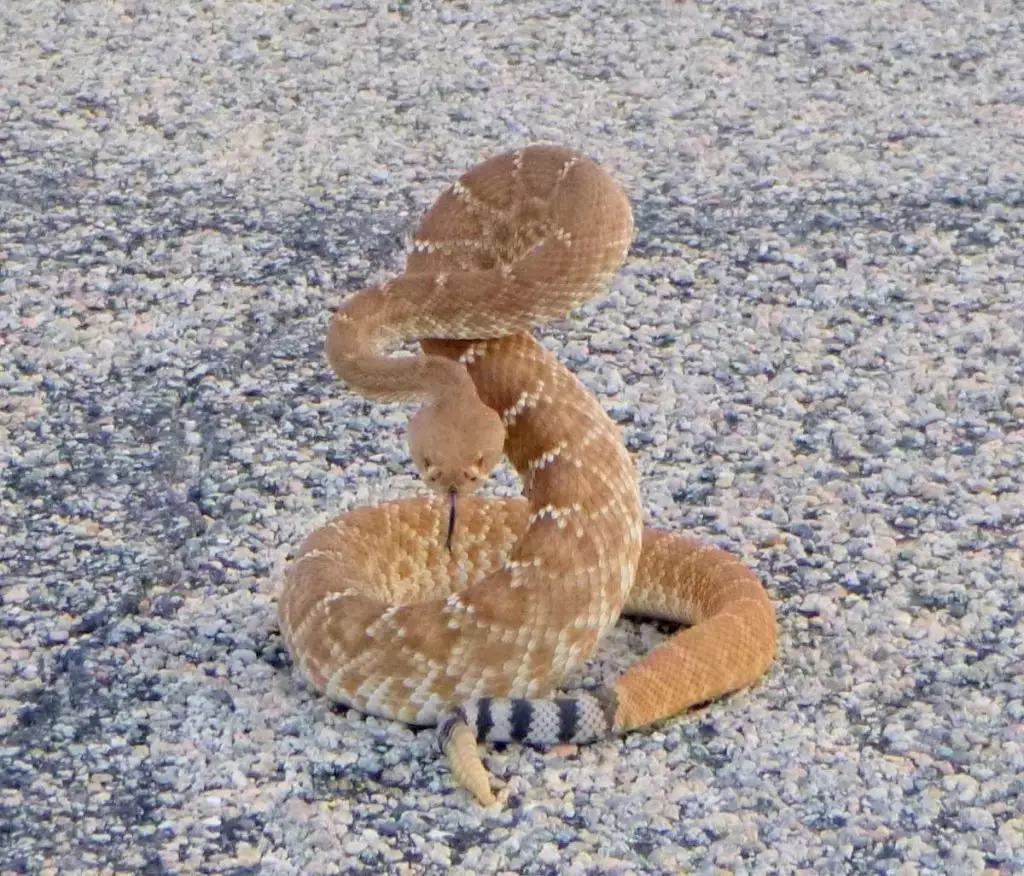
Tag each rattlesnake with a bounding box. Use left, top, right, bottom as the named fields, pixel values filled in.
left=277, top=145, right=776, bottom=805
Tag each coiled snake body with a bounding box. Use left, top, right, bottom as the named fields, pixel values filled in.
left=278, top=145, right=776, bottom=805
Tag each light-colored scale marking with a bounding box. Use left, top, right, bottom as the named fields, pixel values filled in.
left=448, top=179, right=506, bottom=222
left=501, top=382, right=549, bottom=426
left=525, top=440, right=569, bottom=472
left=556, top=156, right=579, bottom=184
left=345, top=657, right=395, bottom=704
left=550, top=226, right=573, bottom=247
left=528, top=502, right=585, bottom=529
left=365, top=603, right=402, bottom=639
left=504, top=556, right=544, bottom=571
left=362, top=676, right=399, bottom=715
left=284, top=582, right=354, bottom=646
left=412, top=237, right=492, bottom=274
left=408, top=237, right=486, bottom=256
left=505, top=555, right=544, bottom=590
left=443, top=592, right=478, bottom=630
left=401, top=669, right=440, bottom=711
left=458, top=341, right=491, bottom=366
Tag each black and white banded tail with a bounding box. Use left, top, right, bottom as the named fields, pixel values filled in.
left=438, top=689, right=618, bottom=752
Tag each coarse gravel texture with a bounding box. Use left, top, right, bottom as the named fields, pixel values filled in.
left=2, top=0, right=1023, bottom=873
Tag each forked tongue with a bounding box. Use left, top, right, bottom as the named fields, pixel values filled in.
left=446, top=489, right=457, bottom=552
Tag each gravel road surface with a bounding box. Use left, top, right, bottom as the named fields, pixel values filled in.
left=2, top=1, right=1022, bottom=873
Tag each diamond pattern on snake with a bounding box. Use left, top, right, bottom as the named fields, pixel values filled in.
left=277, top=144, right=777, bottom=806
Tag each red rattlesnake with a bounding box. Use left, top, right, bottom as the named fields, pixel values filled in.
left=277, top=145, right=776, bottom=805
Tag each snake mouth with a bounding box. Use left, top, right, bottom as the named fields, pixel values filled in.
left=446, top=488, right=457, bottom=553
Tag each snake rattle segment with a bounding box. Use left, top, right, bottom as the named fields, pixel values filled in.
left=277, top=145, right=777, bottom=805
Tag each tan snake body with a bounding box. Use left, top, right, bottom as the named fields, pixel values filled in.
left=277, top=145, right=776, bottom=804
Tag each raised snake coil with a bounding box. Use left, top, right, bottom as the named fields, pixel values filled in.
left=277, top=145, right=777, bottom=805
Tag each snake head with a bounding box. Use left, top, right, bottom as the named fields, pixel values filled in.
left=410, top=395, right=505, bottom=553
left=409, top=396, right=506, bottom=497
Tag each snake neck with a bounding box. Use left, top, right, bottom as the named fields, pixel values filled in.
left=325, top=283, right=479, bottom=406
